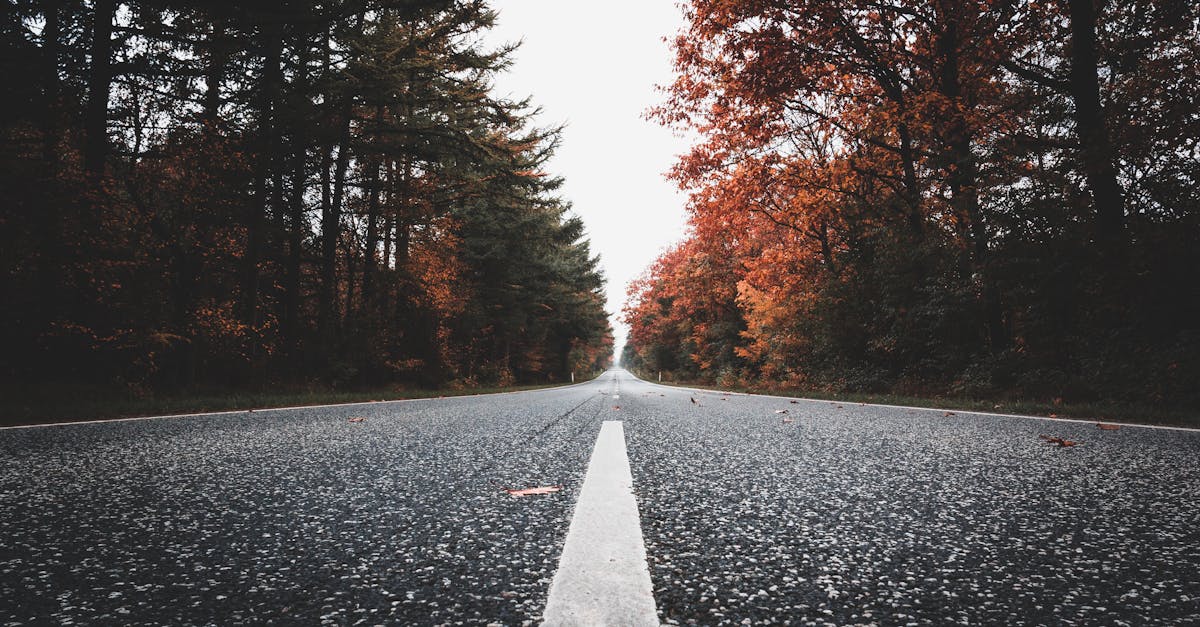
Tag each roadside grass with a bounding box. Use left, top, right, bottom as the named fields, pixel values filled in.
left=641, top=377, right=1198, bottom=429
left=0, top=375, right=598, bottom=428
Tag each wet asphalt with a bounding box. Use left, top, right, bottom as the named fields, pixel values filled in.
left=2, top=369, right=1198, bottom=625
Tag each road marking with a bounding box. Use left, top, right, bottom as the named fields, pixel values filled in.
left=543, top=421, right=658, bottom=626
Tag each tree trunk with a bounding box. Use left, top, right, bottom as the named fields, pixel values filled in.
left=41, top=0, right=60, bottom=164
left=37, top=0, right=63, bottom=327
left=242, top=15, right=283, bottom=345
left=934, top=5, right=1006, bottom=351
left=317, top=23, right=335, bottom=339
left=361, top=105, right=385, bottom=311
left=84, top=0, right=115, bottom=177
left=203, top=17, right=225, bottom=125
left=1067, top=0, right=1126, bottom=246
left=284, top=14, right=311, bottom=358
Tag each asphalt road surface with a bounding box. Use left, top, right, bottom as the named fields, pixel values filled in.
left=2, top=369, right=1198, bottom=625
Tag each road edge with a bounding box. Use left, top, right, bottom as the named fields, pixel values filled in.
left=625, top=370, right=1200, bottom=433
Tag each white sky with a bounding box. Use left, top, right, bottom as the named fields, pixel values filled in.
left=482, top=1, right=692, bottom=356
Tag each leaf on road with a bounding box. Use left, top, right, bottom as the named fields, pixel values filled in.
left=781, top=417, right=795, bottom=424
left=1039, top=435, right=1079, bottom=447
left=612, top=405, right=621, bottom=410
left=690, top=397, right=697, bottom=404
left=347, top=417, right=366, bottom=423
left=944, top=411, right=956, bottom=417
left=789, top=400, right=799, bottom=404
left=774, top=409, right=789, bottom=414
left=1097, top=423, right=1121, bottom=430
left=505, top=485, right=563, bottom=497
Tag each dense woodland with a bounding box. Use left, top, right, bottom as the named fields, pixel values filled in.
left=1, top=0, right=612, bottom=392
left=624, top=0, right=1199, bottom=408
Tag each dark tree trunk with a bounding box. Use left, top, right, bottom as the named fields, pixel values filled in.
left=37, top=0, right=63, bottom=328
left=84, top=0, right=115, bottom=177
left=41, top=0, right=60, bottom=163
left=203, top=17, right=225, bottom=125
left=361, top=105, right=385, bottom=311
left=896, top=124, right=925, bottom=241
left=284, top=14, right=312, bottom=357
left=935, top=4, right=1007, bottom=350
left=242, top=15, right=283, bottom=344
left=317, top=24, right=336, bottom=339
left=1067, top=0, right=1126, bottom=246
left=322, top=133, right=349, bottom=330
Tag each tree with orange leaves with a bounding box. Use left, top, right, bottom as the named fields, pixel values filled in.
left=626, top=0, right=1200, bottom=407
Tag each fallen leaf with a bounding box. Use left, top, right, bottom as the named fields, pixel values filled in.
left=789, top=400, right=799, bottom=404
left=505, top=485, right=563, bottom=497
left=944, top=411, right=956, bottom=417
left=1048, top=413, right=1059, bottom=418
left=690, top=397, right=697, bottom=404
left=612, top=405, right=621, bottom=410
left=1097, top=423, right=1121, bottom=430
left=774, top=409, right=789, bottom=414
left=347, top=417, right=366, bottom=423
left=781, top=418, right=794, bottom=424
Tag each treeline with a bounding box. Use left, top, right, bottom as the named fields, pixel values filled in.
left=624, top=0, right=1199, bottom=408
left=0, top=1, right=612, bottom=391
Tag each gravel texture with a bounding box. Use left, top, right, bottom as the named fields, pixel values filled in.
left=619, top=372, right=1200, bottom=626
left=3, top=369, right=1198, bottom=625
left=0, top=383, right=611, bottom=625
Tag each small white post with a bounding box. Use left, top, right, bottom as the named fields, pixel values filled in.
left=658, top=371, right=662, bottom=382
left=571, top=371, right=575, bottom=383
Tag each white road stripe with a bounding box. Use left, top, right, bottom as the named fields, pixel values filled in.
left=543, top=421, right=658, bottom=626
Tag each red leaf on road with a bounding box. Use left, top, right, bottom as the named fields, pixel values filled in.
left=1039, top=435, right=1079, bottom=447
left=1097, top=423, right=1121, bottom=430
left=505, top=485, right=563, bottom=497
left=347, top=417, right=366, bottom=423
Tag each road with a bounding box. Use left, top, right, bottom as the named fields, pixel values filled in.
left=1, top=369, right=1198, bottom=625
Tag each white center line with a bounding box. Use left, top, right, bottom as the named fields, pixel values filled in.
left=542, top=421, right=658, bottom=626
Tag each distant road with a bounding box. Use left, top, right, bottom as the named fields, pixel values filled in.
left=2, top=369, right=1198, bottom=624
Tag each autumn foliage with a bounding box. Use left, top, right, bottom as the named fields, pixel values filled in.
left=624, top=0, right=1199, bottom=407
left=0, top=1, right=612, bottom=393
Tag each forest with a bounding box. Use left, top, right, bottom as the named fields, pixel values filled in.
left=0, top=0, right=613, bottom=395
left=623, top=0, right=1199, bottom=409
